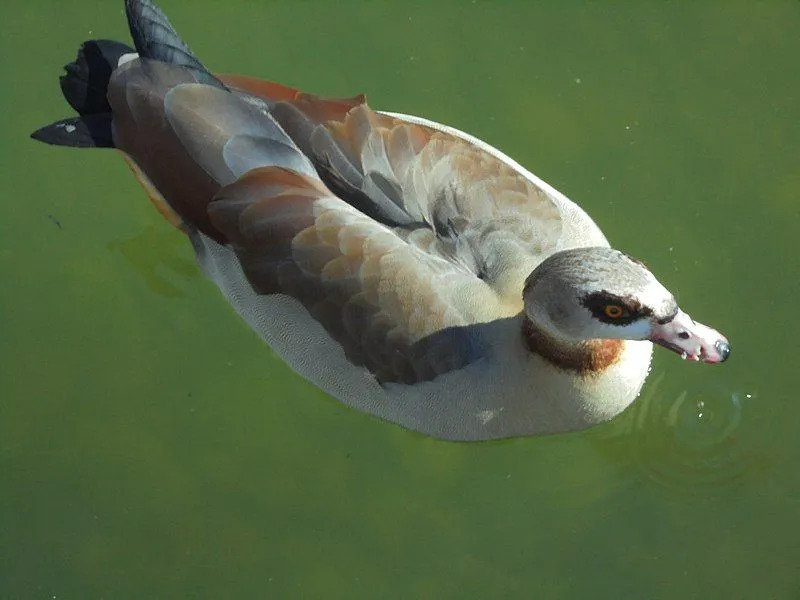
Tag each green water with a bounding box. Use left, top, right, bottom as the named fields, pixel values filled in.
left=2, top=1, right=798, bottom=597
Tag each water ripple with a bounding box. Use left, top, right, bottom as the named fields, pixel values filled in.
left=600, top=373, right=767, bottom=494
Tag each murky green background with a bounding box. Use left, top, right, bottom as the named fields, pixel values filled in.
left=2, top=1, right=798, bottom=597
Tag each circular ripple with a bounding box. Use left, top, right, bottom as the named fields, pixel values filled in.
left=608, top=374, right=765, bottom=493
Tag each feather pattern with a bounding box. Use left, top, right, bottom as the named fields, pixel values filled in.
left=124, top=0, right=224, bottom=88
left=207, top=167, right=502, bottom=383
left=103, top=60, right=587, bottom=382
left=268, top=98, right=567, bottom=303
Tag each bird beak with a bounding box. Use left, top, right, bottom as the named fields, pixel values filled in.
left=648, top=308, right=730, bottom=364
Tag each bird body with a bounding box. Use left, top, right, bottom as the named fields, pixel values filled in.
left=32, top=0, right=729, bottom=440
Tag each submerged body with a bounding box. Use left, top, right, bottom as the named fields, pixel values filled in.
left=32, top=0, right=729, bottom=440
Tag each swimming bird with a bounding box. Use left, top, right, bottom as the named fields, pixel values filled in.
left=31, top=0, right=729, bottom=440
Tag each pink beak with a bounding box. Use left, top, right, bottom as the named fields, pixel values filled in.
left=649, top=309, right=730, bottom=364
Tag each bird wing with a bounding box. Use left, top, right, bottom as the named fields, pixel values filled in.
left=207, top=165, right=506, bottom=383
left=222, top=73, right=569, bottom=303
left=109, top=62, right=590, bottom=382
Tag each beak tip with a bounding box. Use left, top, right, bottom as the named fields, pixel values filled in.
left=714, top=339, right=731, bottom=363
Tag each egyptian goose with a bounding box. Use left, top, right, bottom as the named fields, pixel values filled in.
left=32, top=0, right=729, bottom=440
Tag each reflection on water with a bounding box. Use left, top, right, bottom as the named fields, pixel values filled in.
left=598, top=373, right=766, bottom=494
left=107, top=225, right=198, bottom=298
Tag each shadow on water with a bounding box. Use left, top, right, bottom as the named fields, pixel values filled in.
left=107, top=225, right=199, bottom=298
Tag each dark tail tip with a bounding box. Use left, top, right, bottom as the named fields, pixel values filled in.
left=124, top=0, right=225, bottom=88
left=31, top=113, right=114, bottom=148
left=31, top=0, right=226, bottom=150
left=31, top=115, right=115, bottom=148
left=32, top=39, right=130, bottom=149
left=60, top=39, right=134, bottom=116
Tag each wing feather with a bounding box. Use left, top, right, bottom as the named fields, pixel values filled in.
left=207, top=166, right=502, bottom=383
left=265, top=99, right=564, bottom=300
left=110, top=65, right=595, bottom=382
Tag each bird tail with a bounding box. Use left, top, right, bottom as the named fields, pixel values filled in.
left=30, top=39, right=132, bottom=148
left=31, top=0, right=223, bottom=148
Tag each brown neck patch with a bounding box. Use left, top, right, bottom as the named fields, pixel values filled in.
left=522, top=316, right=624, bottom=375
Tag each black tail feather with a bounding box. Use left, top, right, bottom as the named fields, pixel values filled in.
left=60, top=39, right=134, bottom=116
left=32, top=39, right=130, bottom=148
left=124, top=0, right=225, bottom=88
left=32, top=0, right=225, bottom=148
left=31, top=115, right=115, bottom=148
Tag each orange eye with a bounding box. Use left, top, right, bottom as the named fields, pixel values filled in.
left=604, top=305, right=625, bottom=319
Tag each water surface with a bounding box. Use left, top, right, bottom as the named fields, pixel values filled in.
left=1, top=1, right=798, bottom=597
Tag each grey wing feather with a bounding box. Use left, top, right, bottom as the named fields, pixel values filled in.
left=124, top=0, right=224, bottom=88
left=163, top=83, right=317, bottom=185
left=263, top=101, right=569, bottom=300
left=206, top=167, right=504, bottom=383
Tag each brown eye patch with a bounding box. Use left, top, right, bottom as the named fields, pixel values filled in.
left=581, top=291, right=652, bottom=326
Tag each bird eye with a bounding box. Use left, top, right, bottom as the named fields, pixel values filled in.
left=582, top=292, right=643, bottom=325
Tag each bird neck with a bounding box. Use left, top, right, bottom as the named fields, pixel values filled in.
left=521, top=315, right=624, bottom=375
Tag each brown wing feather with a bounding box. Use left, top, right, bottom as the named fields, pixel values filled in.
left=218, top=74, right=302, bottom=102
left=293, top=103, right=562, bottom=303
left=111, top=62, right=562, bottom=342
left=109, top=59, right=226, bottom=241
left=213, top=87, right=564, bottom=301
left=207, top=166, right=501, bottom=383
